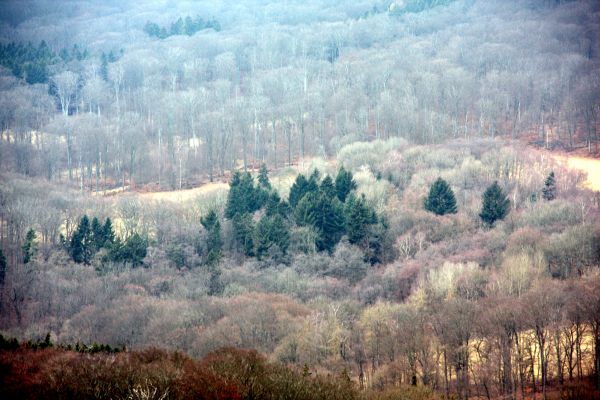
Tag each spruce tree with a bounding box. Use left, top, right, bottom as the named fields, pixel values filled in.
left=320, top=175, right=336, bottom=199
left=22, top=229, right=37, bottom=264
left=103, top=218, right=115, bottom=245
left=258, top=163, right=271, bottom=189
left=233, top=212, right=255, bottom=256
left=0, top=248, right=6, bottom=286
left=542, top=171, right=557, bottom=201
left=289, top=174, right=309, bottom=209
left=91, top=217, right=104, bottom=250
left=424, top=177, right=458, bottom=215
left=70, top=215, right=93, bottom=264
left=345, top=194, right=376, bottom=245
left=201, top=210, right=222, bottom=265
left=225, top=171, right=262, bottom=218
left=118, top=233, right=148, bottom=267
left=335, top=166, right=357, bottom=202
left=480, top=181, right=510, bottom=226
left=265, top=191, right=290, bottom=218
left=254, top=214, right=289, bottom=259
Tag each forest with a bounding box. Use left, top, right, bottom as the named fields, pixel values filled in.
left=1, top=0, right=599, bottom=399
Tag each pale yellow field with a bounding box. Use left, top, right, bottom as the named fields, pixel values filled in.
left=554, top=155, right=600, bottom=191
left=138, top=182, right=229, bottom=203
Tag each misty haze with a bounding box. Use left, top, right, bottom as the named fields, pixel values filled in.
left=0, top=0, right=599, bottom=399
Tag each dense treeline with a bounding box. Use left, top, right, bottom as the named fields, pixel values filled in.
left=0, top=0, right=598, bottom=191
left=0, top=41, right=92, bottom=84
left=1, top=139, right=599, bottom=398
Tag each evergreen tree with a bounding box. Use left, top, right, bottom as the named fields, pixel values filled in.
left=0, top=248, right=6, bottom=286
left=258, top=163, right=271, bottom=189
left=320, top=175, right=336, bottom=199
left=91, top=217, right=104, bottom=250
left=201, top=210, right=222, bottom=265
left=294, top=192, right=320, bottom=227
left=22, top=228, right=37, bottom=264
left=254, top=214, right=290, bottom=259
left=225, top=171, right=262, bottom=218
left=233, top=212, right=255, bottom=256
left=265, top=191, right=290, bottom=218
left=315, top=195, right=345, bottom=252
left=424, top=177, right=458, bottom=215
left=288, top=174, right=309, bottom=209
left=307, top=169, right=320, bottom=193
left=207, top=263, right=223, bottom=296
left=100, top=52, right=109, bottom=81
left=542, top=171, right=557, bottom=201
left=335, top=166, right=357, bottom=202
left=480, top=181, right=510, bottom=226
left=344, top=194, right=376, bottom=245
left=70, top=215, right=93, bottom=264
left=103, top=218, right=115, bottom=245
left=296, top=192, right=345, bottom=253
left=108, top=233, right=148, bottom=267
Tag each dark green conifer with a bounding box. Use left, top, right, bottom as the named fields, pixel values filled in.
left=345, top=194, right=376, bottom=245
left=265, top=191, right=290, bottom=218
left=289, top=174, right=309, bottom=209
left=103, top=218, right=115, bottom=245
left=0, top=249, right=6, bottom=286
left=542, top=171, right=557, bottom=201
left=201, top=210, right=222, bottom=265
left=91, top=217, right=104, bottom=250
left=70, top=215, right=93, bottom=264
left=320, top=175, right=336, bottom=199
left=424, top=177, right=458, bottom=215
left=22, top=228, right=37, bottom=264
left=258, top=163, right=271, bottom=189
left=335, top=166, right=357, bottom=202
left=254, top=214, right=290, bottom=259
left=480, top=181, right=510, bottom=226
left=233, top=213, right=255, bottom=256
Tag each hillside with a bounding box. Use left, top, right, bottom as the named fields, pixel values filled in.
left=1, top=0, right=600, bottom=399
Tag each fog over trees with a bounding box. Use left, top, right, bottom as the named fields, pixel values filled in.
left=0, top=0, right=598, bottom=189
left=0, top=0, right=600, bottom=399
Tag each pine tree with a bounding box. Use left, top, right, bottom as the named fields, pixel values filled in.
left=22, top=229, right=37, bottom=264
left=480, top=181, right=510, bottom=226
left=100, top=52, right=109, bottom=81
left=233, top=213, right=255, bottom=256
left=91, top=217, right=104, bottom=250
left=335, top=166, right=357, bottom=202
left=424, top=177, right=458, bottom=215
left=201, top=210, right=222, bottom=265
left=258, top=163, right=271, bottom=189
left=0, top=248, right=6, bottom=286
left=70, top=215, right=93, bottom=264
left=265, top=191, right=290, bottom=218
left=320, top=175, right=336, bottom=199
left=542, top=171, right=557, bottom=201
left=314, top=194, right=345, bottom=252
left=289, top=174, right=309, bottom=209
left=103, top=218, right=115, bottom=245
left=254, top=214, right=290, bottom=259
left=225, top=171, right=262, bottom=218
left=344, top=194, right=376, bottom=245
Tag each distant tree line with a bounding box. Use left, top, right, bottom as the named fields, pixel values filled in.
left=143, top=15, right=221, bottom=39
left=0, top=41, right=90, bottom=84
